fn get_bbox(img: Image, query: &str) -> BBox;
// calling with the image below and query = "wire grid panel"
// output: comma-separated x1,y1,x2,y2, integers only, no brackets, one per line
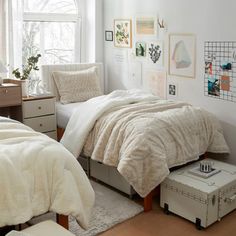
204,41,236,103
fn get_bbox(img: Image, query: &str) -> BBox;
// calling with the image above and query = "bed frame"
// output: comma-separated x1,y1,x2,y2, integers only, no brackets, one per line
44,63,206,225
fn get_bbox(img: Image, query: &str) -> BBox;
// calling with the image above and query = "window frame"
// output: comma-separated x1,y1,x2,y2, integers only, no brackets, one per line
22,2,81,64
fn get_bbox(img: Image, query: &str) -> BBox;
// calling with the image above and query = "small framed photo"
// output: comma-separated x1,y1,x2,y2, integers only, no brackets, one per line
105,31,113,41
136,42,146,57
168,82,178,98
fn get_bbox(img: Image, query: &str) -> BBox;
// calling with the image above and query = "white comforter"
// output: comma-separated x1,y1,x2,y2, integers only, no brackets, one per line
61,90,230,197
0,117,94,229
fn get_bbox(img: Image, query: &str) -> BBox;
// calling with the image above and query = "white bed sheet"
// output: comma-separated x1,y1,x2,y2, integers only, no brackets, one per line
56,102,83,128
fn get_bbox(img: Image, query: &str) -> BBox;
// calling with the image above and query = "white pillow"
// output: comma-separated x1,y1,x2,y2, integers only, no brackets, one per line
52,67,103,104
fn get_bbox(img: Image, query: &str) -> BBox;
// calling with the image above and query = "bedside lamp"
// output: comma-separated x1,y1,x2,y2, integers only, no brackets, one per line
0,60,8,85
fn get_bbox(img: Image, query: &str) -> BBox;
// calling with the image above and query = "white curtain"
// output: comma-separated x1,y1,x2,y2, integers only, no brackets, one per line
0,0,7,63
7,0,23,77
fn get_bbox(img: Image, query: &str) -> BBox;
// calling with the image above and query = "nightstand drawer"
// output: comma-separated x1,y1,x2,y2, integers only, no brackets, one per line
24,115,56,132
44,131,57,140
0,86,21,107
23,97,55,118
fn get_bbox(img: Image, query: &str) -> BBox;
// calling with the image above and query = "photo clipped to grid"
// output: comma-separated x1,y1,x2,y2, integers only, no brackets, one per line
204,41,236,103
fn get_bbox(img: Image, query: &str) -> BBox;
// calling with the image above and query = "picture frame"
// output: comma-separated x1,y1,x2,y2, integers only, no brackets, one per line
169,34,196,78
114,19,132,48
105,31,113,41
135,42,146,57
135,16,157,36
146,70,167,99
168,82,178,98
148,41,164,65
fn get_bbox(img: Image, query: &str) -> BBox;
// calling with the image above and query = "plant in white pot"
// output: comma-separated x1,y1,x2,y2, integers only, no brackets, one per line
12,54,41,96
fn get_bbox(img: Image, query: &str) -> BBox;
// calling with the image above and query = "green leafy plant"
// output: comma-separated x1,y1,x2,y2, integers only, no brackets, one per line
12,54,41,80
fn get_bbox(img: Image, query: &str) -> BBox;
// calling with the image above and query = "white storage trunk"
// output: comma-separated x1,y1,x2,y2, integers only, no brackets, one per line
160,159,236,228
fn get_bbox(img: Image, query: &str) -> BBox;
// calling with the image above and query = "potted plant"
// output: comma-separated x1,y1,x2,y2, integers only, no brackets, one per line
12,54,41,96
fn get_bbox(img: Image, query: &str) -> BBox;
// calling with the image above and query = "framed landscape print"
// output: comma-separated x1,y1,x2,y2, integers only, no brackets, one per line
169,34,196,78
114,19,132,48
135,16,157,36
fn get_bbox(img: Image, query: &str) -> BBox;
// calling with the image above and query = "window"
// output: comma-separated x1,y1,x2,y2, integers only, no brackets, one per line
23,0,80,66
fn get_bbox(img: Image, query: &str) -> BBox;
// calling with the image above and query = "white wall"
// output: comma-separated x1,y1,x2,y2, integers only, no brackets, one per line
103,0,236,164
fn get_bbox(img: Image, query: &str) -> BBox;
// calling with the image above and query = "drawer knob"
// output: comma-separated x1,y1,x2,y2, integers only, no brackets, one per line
38,106,42,110
39,124,43,127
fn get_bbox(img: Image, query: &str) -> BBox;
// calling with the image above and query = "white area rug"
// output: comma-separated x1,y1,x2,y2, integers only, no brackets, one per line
30,181,143,236
72,181,143,236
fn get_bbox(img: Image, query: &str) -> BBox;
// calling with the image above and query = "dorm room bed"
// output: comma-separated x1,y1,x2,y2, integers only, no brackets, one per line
0,116,94,230
41,63,230,211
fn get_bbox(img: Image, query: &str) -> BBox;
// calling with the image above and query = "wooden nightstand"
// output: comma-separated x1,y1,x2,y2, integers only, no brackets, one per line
0,83,22,121
22,96,57,140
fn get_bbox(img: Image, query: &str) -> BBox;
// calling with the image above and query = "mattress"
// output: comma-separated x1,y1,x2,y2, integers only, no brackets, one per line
56,102,83,128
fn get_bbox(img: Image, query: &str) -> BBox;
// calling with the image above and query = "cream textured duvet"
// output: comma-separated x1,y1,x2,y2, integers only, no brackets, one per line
0,117,94,229
61,90,230,197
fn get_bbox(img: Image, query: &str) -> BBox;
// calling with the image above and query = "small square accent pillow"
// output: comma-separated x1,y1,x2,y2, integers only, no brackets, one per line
52,67,103,104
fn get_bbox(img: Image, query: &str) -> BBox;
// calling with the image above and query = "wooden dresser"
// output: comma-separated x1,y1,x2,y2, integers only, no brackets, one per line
0,83,22,121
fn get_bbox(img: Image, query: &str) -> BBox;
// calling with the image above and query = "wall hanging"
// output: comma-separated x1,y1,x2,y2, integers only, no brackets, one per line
114,19,132,48
204,41,236,102
169,34,196,78
135,16,157,36
148,41,163,65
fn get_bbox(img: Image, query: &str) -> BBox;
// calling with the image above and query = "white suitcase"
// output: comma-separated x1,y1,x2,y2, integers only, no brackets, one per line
160,158,236,229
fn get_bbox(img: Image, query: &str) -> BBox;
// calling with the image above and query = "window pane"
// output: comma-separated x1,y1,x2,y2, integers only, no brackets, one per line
23,22,40,65
24,0,77,14
23,21,75,65
44,22,75,64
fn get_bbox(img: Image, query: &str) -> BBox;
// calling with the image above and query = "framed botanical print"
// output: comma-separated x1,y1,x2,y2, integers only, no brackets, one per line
114,19,132,48
169,34,196,78
148,41,164,66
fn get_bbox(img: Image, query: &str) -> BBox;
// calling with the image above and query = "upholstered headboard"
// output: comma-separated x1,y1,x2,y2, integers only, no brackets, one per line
41,63,104,101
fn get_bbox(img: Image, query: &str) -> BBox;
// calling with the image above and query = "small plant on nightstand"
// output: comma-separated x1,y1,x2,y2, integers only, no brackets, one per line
12,54,41,80
12,54,41,96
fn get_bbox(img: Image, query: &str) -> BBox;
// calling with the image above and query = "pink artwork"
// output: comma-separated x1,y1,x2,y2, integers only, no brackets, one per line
146,71,167,99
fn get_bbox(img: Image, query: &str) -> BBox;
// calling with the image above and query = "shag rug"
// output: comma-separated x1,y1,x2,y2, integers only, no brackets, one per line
30,181,143,236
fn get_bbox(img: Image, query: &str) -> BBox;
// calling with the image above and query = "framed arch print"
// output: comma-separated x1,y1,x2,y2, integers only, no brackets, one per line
169,34,196,78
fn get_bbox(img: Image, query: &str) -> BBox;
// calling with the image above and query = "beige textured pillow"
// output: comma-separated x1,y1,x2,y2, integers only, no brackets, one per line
52,67,103,104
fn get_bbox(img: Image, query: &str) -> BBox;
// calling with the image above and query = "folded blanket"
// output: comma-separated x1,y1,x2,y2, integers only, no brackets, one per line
0,118,94,229
62,90,230,197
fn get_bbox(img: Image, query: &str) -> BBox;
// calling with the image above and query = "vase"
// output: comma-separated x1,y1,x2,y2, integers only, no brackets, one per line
21,80,29,97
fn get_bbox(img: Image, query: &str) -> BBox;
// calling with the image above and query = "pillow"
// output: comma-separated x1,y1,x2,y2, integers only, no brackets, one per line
52,67,103,104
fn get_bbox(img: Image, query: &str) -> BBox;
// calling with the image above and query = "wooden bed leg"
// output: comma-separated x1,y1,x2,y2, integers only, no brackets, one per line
57,127,65,142
56,214,69,230
143,191,153,212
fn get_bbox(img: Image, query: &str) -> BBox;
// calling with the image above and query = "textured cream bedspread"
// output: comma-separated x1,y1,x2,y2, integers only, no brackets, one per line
62,90,230,197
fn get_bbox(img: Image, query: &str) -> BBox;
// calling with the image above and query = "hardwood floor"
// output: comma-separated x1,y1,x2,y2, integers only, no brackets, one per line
100,197,236,236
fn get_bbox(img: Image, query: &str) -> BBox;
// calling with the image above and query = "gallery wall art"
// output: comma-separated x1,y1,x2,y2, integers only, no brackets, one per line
204,41,236,103
114,19,132,48
135,42,146,57
148,41,163,65
135,16,157,36
146,70,166,99
169,34,196,78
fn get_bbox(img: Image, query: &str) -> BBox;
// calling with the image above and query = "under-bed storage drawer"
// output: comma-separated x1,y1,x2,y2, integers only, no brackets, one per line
90,160,135,195
78,156,89,172
90,160,109,185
